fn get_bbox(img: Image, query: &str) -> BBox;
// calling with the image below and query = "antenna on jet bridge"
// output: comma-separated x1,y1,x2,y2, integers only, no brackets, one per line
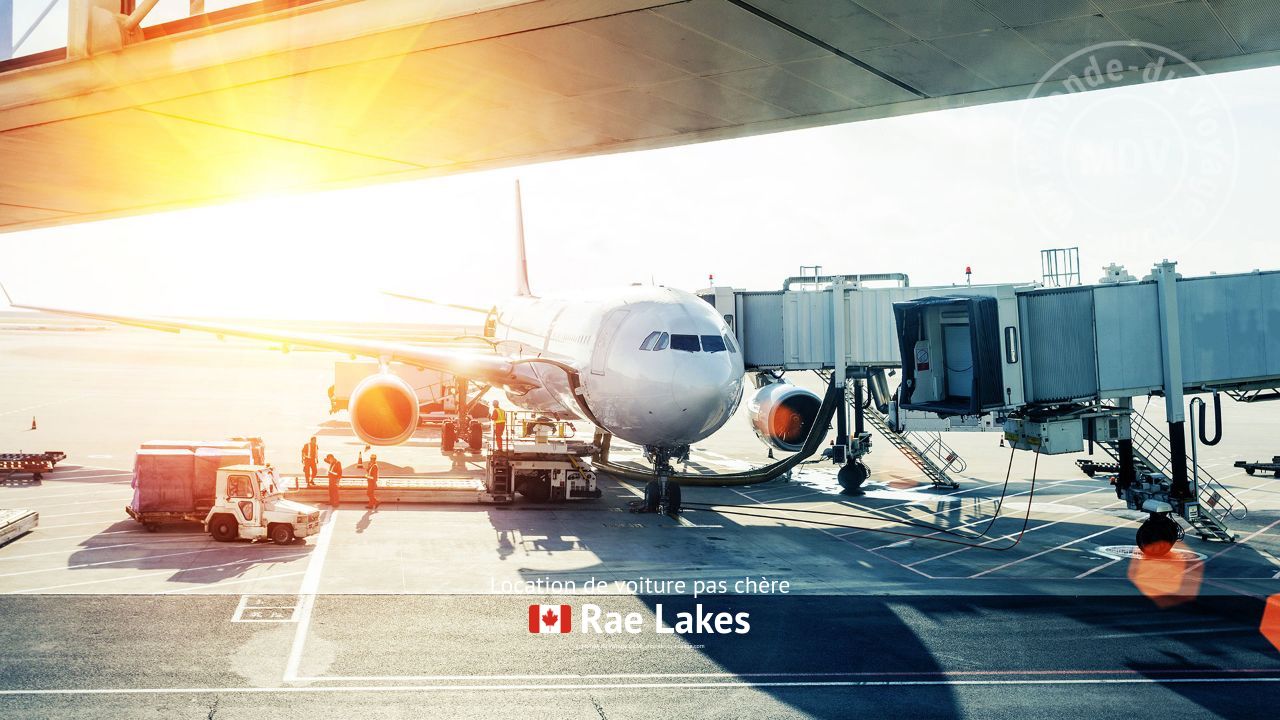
514,180,532,297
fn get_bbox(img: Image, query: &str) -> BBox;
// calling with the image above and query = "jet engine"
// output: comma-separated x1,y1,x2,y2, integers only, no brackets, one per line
747,380,822,453
349,373,420,446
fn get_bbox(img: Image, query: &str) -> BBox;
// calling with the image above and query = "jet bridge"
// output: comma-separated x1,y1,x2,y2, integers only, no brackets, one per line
700,274,1029,491
703,261,1280,554
890,261,1280,554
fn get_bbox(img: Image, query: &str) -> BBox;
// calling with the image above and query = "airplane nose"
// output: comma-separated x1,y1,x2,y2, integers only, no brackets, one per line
670,358,742,440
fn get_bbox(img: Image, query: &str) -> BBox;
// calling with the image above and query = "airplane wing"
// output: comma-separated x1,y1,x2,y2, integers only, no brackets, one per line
2,287,538,392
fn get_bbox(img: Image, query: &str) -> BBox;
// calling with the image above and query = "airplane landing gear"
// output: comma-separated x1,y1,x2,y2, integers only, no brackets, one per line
636,446,683,516
1136,511,1181,558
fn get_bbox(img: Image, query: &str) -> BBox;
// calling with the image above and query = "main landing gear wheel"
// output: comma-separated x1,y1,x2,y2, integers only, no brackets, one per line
441,422,456,453
468,422,483,450
1136,514,1180,558
838,461,868,493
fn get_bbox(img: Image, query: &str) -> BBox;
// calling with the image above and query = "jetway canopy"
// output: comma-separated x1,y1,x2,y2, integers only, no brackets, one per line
4,0,1280,232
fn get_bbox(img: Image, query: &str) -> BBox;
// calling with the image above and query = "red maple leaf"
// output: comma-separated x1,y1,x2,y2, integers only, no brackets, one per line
541,608,559,627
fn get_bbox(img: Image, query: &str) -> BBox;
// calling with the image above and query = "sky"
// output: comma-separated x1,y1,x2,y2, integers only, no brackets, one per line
2,52,1279,322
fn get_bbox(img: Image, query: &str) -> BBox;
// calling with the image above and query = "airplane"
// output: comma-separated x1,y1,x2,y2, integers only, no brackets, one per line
1,184,825,511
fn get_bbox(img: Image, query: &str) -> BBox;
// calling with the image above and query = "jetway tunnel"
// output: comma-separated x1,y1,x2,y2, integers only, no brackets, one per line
699,261,1280,553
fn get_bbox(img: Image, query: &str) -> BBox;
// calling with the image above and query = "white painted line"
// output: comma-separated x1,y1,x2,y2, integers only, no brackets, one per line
1075,557,1122,579
969,521,1138,578
0,537,201,562
4,677,1280,695
283,508,338,682
231,594,250,621
160,571,306,594
6,553,309,593
835,478,1087,539
4,486,134,501
36,507,129,519
0,547,227,579
232,594,301,623
905,494,1116,568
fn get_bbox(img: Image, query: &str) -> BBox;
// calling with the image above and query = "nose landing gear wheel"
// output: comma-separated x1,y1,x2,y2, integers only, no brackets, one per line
441,422,456,453
838,461,868,493
1136,514,1180,558
643,480,661,513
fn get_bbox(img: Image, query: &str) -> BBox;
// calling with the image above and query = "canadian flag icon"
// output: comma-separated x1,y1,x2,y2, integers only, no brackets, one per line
528,604,572,634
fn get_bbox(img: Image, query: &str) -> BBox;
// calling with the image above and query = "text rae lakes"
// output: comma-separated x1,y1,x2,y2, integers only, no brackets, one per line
579,603,750,634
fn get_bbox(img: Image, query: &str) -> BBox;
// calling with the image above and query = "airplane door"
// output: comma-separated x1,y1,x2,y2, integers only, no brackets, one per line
591,310,630,376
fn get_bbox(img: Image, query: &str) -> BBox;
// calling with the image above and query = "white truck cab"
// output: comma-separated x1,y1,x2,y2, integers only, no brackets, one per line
205,465,321,544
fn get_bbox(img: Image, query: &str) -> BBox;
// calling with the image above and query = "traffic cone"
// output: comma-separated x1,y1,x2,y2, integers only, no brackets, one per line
357,451,363,468
30,416,36,430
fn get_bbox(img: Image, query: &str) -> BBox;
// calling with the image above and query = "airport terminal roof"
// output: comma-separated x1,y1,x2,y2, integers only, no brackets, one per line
1,0,1278,232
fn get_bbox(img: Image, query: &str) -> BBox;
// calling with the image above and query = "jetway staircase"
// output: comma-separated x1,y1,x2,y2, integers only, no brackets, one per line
1091,410,1246,542
854,381,963,490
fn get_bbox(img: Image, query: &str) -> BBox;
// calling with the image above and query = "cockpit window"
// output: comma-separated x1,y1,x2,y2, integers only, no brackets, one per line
640,331,661,351
654,332,669,351
723,334,738,353
700,335,726,353
670,334,700,352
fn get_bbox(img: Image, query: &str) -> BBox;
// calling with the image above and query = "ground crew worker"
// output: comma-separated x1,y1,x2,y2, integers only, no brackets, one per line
302,436,319,487
491,400,507,452
324,453,342,507
365,454,380,509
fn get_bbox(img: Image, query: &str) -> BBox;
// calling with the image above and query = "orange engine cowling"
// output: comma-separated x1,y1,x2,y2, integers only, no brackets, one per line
349,373,420,446
747,381,822,453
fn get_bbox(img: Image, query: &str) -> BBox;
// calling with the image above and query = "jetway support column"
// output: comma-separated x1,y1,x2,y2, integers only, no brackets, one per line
1116,399,1136,498
1154,260,1190,500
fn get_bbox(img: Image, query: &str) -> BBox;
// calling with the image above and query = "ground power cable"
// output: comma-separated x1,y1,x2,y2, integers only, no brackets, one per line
682,449,1043,551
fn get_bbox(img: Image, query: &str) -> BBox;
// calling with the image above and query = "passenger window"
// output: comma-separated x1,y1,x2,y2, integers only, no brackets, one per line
723,334,738,354
227,475,253,499
654,333,669,351
670,334,700,352
640,331,661,351
701,335,726,353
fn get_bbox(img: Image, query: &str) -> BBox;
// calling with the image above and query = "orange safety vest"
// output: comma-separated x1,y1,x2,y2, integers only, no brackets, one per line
493,407,507,424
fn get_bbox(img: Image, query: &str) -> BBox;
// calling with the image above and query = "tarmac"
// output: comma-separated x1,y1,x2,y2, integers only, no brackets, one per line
1,317,1279,718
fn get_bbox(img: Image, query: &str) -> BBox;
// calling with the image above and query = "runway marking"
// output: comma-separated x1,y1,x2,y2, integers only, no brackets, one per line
967,520,1139,578
36,507,132,519
5,552,309,593
727,486,936,579
1075,557,1122,579
836,479,1088,540
904,492,1115,567
0,537,202,562
4,676,1280,695
283,508,337,682
3,486,133,501
232,594,302,622
161,571,306,594
0,547,230,579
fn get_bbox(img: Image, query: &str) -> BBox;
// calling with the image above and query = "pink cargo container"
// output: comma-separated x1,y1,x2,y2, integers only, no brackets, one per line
130,449,196,513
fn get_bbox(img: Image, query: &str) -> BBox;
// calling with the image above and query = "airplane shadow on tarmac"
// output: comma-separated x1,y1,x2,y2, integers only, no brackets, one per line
485,487,1280,719
64,519,314,587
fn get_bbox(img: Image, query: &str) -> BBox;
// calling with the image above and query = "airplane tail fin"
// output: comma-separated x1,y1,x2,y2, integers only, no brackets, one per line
515,180,532,297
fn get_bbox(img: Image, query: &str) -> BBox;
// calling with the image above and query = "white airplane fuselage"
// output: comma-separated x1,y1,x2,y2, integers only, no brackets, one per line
492,285,745,449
